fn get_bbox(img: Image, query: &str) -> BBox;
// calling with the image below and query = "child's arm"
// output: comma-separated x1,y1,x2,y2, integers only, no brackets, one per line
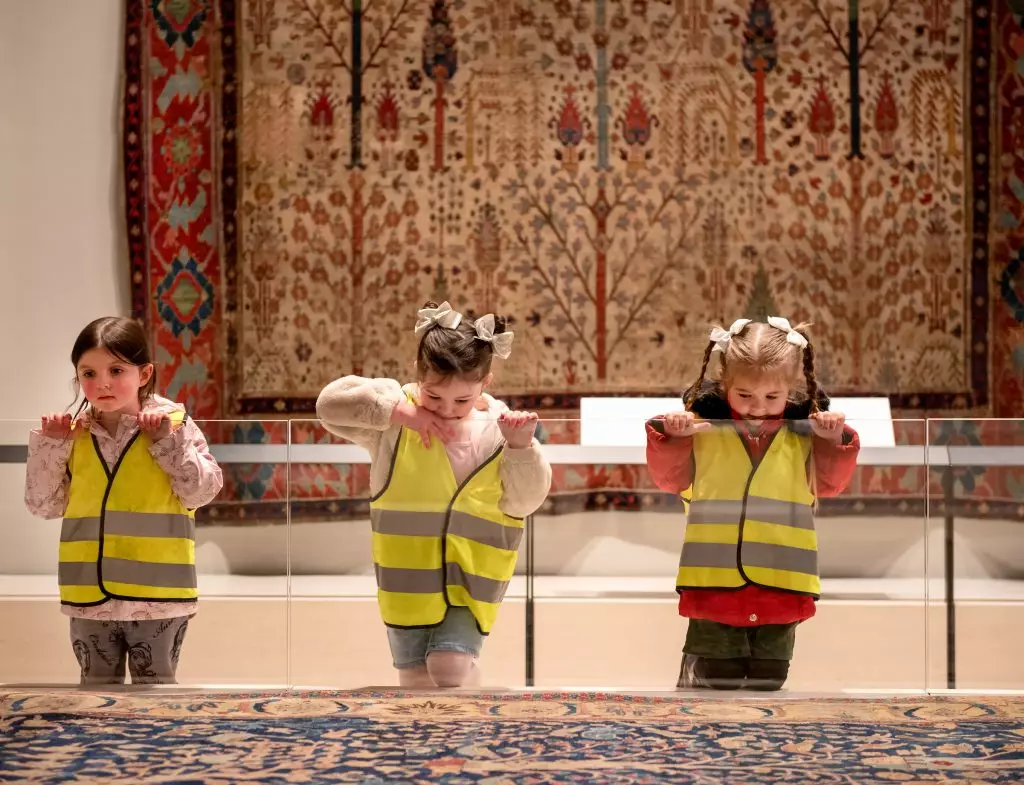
499,443,552,518
811,424,860,498
24,428,73,519
315,376,405,451
494,410,551,518
148,418,224,509
645,417,696,494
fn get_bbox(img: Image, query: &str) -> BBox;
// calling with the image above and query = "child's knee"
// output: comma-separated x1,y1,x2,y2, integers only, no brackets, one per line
425,651,476,688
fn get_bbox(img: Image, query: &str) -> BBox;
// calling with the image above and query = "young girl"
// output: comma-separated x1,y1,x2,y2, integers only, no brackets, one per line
24,317,223,685
646,317,860,691
316,300,552,688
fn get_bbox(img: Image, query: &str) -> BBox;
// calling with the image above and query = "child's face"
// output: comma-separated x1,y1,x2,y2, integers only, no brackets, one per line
418,372,490,421
726,371,790,421
77,347,152,415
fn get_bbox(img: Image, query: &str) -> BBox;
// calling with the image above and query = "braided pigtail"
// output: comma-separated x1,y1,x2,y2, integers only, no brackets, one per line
683,338,716,410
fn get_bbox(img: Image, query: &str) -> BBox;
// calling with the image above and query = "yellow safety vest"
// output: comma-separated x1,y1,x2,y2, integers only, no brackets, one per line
676,423,819,597
370,424,524,634
58,415,197,606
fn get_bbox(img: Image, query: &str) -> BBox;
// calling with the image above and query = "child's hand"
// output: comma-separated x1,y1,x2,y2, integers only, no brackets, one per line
810,411,845,442
662,411,712,438
137,412,173,442
498,410,539,449
391,400,455,448
40,413,73,440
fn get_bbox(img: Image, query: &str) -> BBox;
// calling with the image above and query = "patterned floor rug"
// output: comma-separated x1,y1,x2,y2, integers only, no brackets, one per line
2,691,1023,783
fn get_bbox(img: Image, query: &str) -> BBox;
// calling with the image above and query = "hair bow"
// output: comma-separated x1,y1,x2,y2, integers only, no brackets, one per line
474,314,514,359
709,318,752,353
766,316,808,349
414,301,463,336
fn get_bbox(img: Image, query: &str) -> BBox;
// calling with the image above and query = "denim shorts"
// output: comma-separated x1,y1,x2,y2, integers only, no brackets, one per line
387,606,484,669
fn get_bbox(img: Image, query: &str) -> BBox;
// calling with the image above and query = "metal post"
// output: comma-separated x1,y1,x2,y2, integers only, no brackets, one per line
525,513,535,687
942,466,956,689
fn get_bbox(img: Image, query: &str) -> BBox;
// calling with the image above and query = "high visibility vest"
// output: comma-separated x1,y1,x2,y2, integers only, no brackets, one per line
58,414,197,606
370,423,524,634
676,423,820,597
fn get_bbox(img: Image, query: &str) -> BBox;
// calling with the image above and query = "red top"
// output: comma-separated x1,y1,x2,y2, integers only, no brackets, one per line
645,411,861,627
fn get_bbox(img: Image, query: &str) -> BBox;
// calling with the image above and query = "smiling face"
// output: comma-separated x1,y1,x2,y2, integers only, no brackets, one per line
76,347,152,416
417,371,491,421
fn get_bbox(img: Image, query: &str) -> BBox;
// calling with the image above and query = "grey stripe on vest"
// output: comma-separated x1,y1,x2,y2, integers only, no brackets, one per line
101,557,197,589
375,564,445,594
746,497,815,530
370,509,444,538
447,510,524,552
103,511,195,540
680,541,818,576
445,562,508,604
58,558,197,589
58,561,98,586
61,518,101,542
688,497,813,530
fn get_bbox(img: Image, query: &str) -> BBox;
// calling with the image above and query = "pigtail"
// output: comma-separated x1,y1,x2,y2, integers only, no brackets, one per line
683,338,716,410
796,327,821,507
801,334,820,414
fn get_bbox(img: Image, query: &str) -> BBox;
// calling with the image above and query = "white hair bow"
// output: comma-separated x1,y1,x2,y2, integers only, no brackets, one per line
414,301,463,336
474,314,514,359
709,318,751,353
767,316,809,349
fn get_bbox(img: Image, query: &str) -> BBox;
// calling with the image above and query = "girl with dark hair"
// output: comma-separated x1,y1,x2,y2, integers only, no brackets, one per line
24,317,222,684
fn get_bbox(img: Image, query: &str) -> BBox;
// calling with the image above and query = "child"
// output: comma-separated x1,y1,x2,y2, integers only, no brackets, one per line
24,317,223,685
646,317,860,691
316,300,552,688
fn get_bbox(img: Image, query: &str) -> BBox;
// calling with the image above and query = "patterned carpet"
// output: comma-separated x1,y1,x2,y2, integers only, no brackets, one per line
1,691,1023,783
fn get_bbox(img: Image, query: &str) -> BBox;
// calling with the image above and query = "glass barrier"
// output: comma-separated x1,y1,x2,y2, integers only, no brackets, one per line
0,417,289,688
530,416,931,693
927,419,1024,692
7,411,1021,693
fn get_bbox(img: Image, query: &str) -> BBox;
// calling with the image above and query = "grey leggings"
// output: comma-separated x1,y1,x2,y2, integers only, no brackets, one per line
69,616,192,685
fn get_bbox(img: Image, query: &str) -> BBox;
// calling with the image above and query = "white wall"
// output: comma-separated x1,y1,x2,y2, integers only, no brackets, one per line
0,0,127,418
0,1,126,570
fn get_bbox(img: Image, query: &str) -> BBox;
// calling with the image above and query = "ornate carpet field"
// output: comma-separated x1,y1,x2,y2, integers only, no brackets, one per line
2,690,1023,783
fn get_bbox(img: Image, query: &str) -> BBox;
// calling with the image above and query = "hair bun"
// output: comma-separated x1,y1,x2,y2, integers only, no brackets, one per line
422,300,440,310
492,314,507,334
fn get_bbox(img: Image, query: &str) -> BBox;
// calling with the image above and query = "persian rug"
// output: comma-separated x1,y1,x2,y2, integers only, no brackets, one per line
123,0,1024,525
2,691,1024,783
125,0,1007,418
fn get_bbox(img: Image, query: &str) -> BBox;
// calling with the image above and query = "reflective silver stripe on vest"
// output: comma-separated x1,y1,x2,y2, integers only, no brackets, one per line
447,510,523,552
102,511,195,540
374,563,508,604
58,559,197,589
371,509,444,537
58,561,99,586
61,518,101,542
446,562,508,604
688,497,814,530
375,564,445,594
679,541,818,575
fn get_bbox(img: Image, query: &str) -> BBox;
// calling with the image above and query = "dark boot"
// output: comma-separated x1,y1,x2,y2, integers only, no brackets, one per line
746,658,789,691
677,653,747,690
